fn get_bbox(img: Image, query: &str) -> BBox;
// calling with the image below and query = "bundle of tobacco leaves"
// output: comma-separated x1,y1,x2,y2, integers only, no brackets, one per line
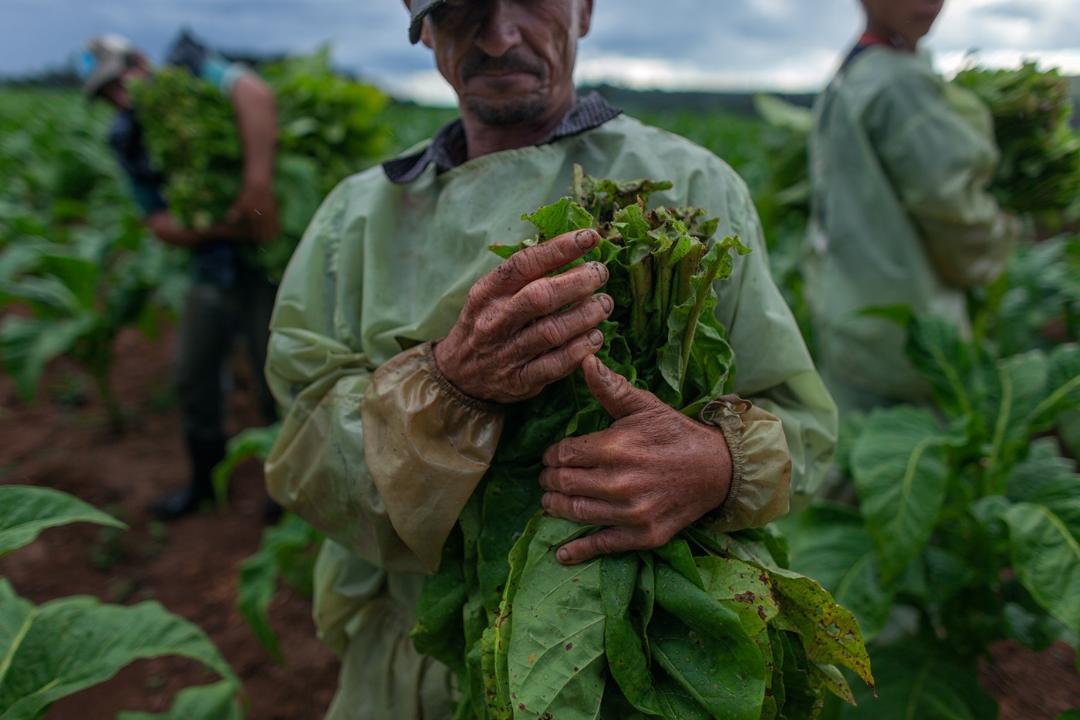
954,63,1080,216
132,49,387,281
413,167,873,720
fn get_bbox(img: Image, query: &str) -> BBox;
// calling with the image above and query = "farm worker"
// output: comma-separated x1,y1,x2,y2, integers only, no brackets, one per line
806,0,1022,413
264,1,836,717
79,32,281,520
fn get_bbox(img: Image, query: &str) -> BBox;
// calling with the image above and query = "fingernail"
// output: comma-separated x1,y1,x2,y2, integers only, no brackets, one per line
591,262,609,282
576,229,599,250
588,329,603,346
597,294,613,313
557,547,571,563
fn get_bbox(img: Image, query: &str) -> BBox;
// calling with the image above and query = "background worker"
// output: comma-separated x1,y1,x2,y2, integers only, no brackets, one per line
263,1,836,717
807,0,1022,413
80,31,281,519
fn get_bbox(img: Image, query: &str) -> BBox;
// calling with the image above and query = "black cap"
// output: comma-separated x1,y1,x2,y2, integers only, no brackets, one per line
410,0,447,43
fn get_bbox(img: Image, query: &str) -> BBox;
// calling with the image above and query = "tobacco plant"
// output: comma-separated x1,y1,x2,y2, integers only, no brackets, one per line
784,313,1080,718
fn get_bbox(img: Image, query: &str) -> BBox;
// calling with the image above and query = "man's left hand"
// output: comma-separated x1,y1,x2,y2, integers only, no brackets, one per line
228,179,280,244
540,355,733,565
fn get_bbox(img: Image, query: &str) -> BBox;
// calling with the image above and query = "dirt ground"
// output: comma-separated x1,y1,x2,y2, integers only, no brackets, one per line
1,326,1078,719
0,327,337,720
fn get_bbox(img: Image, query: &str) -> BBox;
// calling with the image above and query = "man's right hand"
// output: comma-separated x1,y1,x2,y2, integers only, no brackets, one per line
433,228,613,404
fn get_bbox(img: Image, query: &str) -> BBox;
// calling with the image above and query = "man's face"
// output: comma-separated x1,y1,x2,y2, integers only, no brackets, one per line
418,0,593,126
863,0,944,42
100,64,150,111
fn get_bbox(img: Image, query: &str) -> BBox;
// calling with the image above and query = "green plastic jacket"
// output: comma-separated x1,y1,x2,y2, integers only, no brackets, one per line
807,47,1020,412
264,113,837,719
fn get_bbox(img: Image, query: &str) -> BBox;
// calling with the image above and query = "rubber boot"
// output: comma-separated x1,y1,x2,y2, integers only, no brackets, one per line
151,434,225,521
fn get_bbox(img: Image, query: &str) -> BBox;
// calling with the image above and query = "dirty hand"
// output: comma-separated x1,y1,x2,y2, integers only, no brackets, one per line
227,179,280,244
433,228,613,404
540,355,733,565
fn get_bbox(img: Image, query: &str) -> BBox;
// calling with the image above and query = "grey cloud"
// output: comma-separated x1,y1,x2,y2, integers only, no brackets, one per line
0,0,1074,90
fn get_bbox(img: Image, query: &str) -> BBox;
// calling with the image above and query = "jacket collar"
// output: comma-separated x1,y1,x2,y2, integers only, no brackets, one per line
383,92,622,184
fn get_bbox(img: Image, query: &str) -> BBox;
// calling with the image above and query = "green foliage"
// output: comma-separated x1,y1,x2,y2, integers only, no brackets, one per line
787,315,1080,718
0,485,125,558
0,90,188,424
954,63,1080,216
237,514,322,662
117,681,243,720
972,233,1080,355
0,487,241,720
413,169,871,719
211,423,324,662
262,48,390,196
132,49,388,281
0,223,183,428
212,424,282,506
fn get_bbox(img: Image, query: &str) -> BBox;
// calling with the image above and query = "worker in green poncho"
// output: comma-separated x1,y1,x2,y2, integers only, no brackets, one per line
806,0,1023,413
264,1,836,717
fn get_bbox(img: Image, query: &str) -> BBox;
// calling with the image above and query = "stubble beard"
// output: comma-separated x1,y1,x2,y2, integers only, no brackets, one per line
464,94,550,126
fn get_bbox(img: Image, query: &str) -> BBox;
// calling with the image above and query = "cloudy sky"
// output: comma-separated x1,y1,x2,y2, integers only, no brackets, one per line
3,0,1078,104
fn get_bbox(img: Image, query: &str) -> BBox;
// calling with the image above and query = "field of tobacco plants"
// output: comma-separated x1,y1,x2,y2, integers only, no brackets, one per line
1,60,1079,720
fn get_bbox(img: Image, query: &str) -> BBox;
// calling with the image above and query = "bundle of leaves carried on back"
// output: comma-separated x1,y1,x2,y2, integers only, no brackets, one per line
783,310,1080,718
953,62,1080,217
412,167,873,720
132,49,388,282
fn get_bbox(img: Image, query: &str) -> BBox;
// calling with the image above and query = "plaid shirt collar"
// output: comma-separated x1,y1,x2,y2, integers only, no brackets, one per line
383,92,622,185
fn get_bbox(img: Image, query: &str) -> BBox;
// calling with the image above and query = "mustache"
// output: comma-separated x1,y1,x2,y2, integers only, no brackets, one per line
461,52,545,80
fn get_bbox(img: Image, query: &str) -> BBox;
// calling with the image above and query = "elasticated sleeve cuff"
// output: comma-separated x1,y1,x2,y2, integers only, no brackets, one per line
701,396,792,531
361,343,504,573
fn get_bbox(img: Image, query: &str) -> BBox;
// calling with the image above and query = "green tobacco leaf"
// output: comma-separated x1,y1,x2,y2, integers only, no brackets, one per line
779,504,892,640
980,351,1051,478
653,564,766,720
0,485,125,558
839,639,995,720
237,513,321,661
1001,440,1080,634
851,407,950,584
0,314,97,401
766,567,874,692
521,197,595,240
493,513,541,712
1003,501,1080,634
696,555,779,631
655,539,704,589
905,315,976,420
412,531,468,674
213,424,281,507
810,664,855,707
506,517,607,720
601,554,660,716
36,252,99,310
116,681,242,720
1028,344,1080,430
0,581,34,689
0,594,238,719
775,632,824,720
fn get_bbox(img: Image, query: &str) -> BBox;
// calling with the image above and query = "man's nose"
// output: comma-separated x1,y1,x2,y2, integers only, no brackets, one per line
474,0,523,57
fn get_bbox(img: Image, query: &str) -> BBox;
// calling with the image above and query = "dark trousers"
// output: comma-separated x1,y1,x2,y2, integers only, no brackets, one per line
175,264,278,487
